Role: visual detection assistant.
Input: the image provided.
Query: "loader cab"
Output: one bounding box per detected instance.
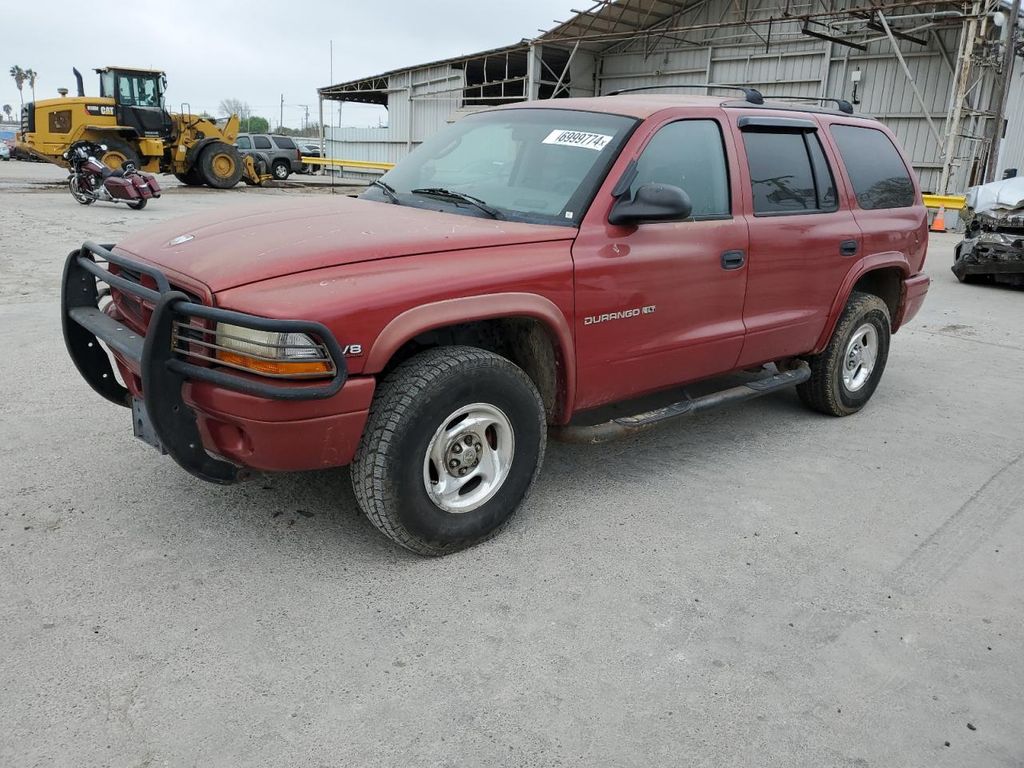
[96,67,174,140]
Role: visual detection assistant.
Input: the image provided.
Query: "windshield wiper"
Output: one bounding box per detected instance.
[410,187,503,219]
[370,179,400,204]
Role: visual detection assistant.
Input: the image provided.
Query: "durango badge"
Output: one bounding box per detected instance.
[584,305,656,325]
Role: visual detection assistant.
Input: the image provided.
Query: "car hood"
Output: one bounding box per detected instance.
[113,195,574,293]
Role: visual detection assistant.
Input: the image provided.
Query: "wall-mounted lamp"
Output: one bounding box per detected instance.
[850,67,862,105]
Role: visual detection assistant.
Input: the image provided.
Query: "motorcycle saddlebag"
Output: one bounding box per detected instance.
[132,173,161,199]
[105,177,140,201]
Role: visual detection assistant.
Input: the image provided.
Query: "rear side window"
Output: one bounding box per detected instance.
[630,119,730,218]
[253,135,272,149]
[235,136,251,149]
[273,136,297,150]
[830,125,914,209]
[742,130,837,215]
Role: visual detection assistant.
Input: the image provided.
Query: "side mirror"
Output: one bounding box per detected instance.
[608,183,692,226]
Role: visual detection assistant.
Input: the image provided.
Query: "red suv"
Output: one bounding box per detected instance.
[62,89,930,554]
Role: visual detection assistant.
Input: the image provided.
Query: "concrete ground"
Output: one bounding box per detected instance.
[1,158,1022,768]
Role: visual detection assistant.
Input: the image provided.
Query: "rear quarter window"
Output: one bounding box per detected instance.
[273,136,297,150]
[253,135,272,149]
[830,125,915,209]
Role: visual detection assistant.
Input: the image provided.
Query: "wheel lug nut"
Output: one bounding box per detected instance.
[452,444,462,453]
[465,436,474,445]
[459,467,467,476]
[449,459,459,468]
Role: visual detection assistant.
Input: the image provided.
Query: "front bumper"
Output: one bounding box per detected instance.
[62,242,360,483]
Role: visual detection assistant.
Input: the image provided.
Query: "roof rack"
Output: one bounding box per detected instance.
[760,95,855,114]
[607,83,764,105]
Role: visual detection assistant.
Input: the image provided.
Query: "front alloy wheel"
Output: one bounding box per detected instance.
[352,346,546,556]
[423,403,515,513]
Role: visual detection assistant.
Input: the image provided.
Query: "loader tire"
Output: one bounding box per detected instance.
[98,139,140,172]
[197,142,243,189]
[174,167,205,186]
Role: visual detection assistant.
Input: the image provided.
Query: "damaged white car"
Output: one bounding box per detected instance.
[954,176,1024,287]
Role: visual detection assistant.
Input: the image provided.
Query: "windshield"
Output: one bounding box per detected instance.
[362,108,637,225]
[116,73,163,108]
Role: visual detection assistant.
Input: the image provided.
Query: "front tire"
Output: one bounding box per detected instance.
[68,176,95,205]
[197,142,243,188]
[351,347,546,556]
[797,291,891,416]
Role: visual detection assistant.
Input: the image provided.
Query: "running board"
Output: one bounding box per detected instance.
[551,362,811,444]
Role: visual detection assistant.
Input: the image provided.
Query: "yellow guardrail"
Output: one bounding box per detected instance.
[300,157,395,171]
[922,194,966,210]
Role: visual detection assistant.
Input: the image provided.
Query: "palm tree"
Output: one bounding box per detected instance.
[9,66,26,109]
[2,104,11,122]
[25,69,38,102]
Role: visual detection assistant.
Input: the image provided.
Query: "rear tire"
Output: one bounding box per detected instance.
[97,138,140,172]
[351,346,546,556]
[197,142,243,188]
[127,198,147,210]
[174,167,205,186]
[797,291,891,416]
[271,160,290,180]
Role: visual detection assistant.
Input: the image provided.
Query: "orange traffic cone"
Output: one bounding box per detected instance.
[930,206,947,233]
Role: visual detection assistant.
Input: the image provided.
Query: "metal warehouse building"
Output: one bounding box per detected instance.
[318,0,1024,194]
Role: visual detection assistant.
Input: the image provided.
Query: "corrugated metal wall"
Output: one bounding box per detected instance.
[326,1,1023,193]
[327,64,465,166]
[594,19,990,192]
[997,56,1024,179]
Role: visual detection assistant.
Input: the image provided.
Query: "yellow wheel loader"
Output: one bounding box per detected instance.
[16,67,270,187]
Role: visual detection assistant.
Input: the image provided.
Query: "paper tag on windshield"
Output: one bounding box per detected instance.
[542,129,612,151]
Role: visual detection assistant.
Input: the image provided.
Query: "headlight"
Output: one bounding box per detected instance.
[214,323,334,378]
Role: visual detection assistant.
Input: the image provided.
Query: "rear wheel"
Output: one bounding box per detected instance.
[271,160,290,180]
[127,198,147,210]
[173,166,205,186]
[197,142,243,188]
[97,138,140,172]
[797,291,891,416]
[352,346,546,556]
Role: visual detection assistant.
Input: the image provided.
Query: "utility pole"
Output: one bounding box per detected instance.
[940,1,980,195]
[985,0,1021,182]
[279,94,284,132]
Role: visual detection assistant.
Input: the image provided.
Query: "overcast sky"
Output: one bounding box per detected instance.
[3,0,577,130]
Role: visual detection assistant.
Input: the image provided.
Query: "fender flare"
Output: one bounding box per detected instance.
[814,252,910,352]
[364,292,577,421]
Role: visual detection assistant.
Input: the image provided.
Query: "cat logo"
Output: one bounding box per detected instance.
[85,104,116,117]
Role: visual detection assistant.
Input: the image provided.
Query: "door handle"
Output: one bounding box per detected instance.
[721,250,745,270]
[839,239,859,257]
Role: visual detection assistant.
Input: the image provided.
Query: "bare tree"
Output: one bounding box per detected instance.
[218,98,250,120]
